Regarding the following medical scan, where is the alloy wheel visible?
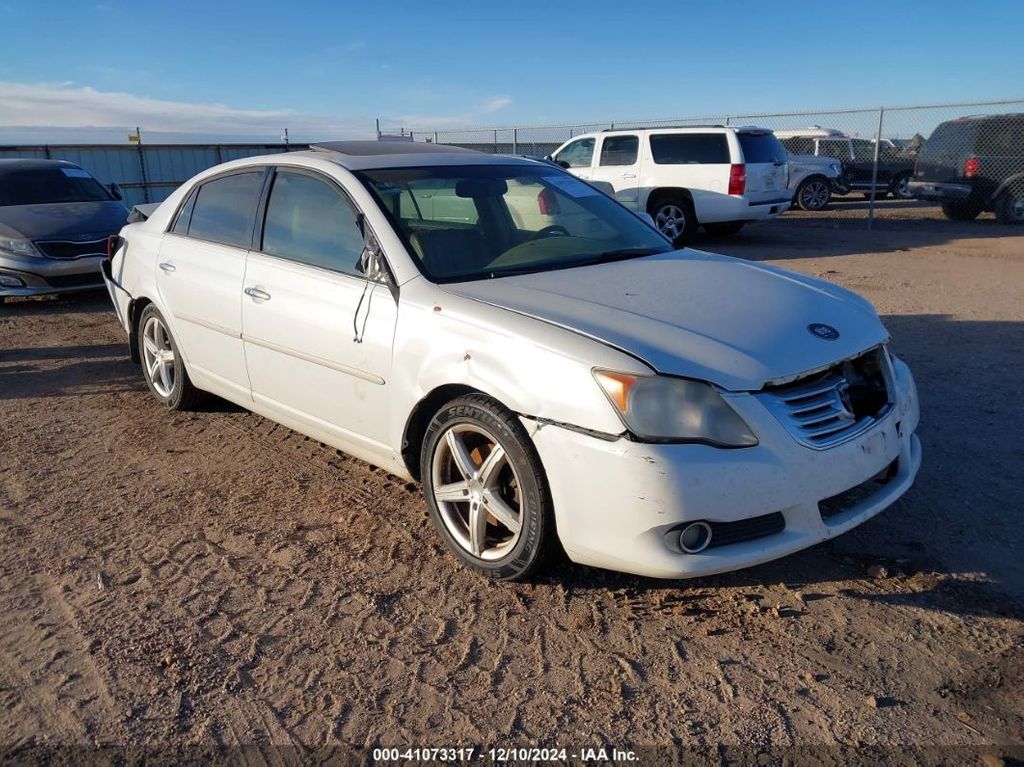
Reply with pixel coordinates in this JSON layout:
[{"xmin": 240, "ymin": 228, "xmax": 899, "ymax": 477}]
[
  {"xmin": 654, "ymin": 204, "xmax": 688, "ymax": 240},
  {"xmin": 430, "ymin": 424, "xmax": 523, "ymax": 561},
  {"xmin": 800, "ymin": 179, "xmax": 830, "ymax": 210},
  {"xmin": 142, "ymin": 315, "xmax": 176, "ymax": 398}
]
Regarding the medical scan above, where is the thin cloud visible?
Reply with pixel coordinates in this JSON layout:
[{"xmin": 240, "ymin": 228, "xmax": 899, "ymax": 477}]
[
  {"xmin": 0, "ymin": 80, "xmax": 372, "ymax": 139},
  {"xmin": 394, "ymin": 95, "xmax": 515, "ymax": 130},
  {"xmin": 481, "ymin": 96, "xmax": 512, "ymax": 113}
]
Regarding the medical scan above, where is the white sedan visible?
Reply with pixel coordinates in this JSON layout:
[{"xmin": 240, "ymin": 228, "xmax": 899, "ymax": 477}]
[{"xmin": 103, "ymin": 141, "xmax": 921, "ymax": 581}]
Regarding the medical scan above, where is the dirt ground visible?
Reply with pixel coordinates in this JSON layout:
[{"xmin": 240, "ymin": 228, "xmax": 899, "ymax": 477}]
[{"xmin": 1, "ymin": 201, "xmax": 1022, "ymax": 763}]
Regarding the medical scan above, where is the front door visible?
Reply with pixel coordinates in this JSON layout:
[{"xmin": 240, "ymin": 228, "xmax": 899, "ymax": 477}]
[{"xmin": 241, "ymin": 168, "xmax": 397, "ymax": 454}]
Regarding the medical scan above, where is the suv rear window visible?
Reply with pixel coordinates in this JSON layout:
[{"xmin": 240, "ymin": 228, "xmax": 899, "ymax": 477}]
[
  {"xmin": 737, "ymin": 132, "xmax": 787, "ymax": 164},
  {"xmin": 649, "ymin": 133, "xmax": 729, "ymax": 164}
]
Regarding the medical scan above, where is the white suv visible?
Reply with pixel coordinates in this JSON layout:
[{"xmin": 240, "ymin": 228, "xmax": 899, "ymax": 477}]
[{"xmin": 549, "ymin": 126, "xmax": 790, "ymax": 242}]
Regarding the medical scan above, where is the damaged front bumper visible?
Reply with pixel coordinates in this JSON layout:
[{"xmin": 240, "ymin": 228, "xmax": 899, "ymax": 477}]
[{"xmin": 526, "ymin": 356, "xmax": 921, "ymax": 579}]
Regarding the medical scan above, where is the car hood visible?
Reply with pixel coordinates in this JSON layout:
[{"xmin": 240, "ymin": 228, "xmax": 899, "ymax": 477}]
[
  {"xmin": 0, "ymin": 201, "xmax": 129, "ymax": 241},
  {"xmin": 443, "ymin": 250, "xmax": 888, "ymax": 391}
]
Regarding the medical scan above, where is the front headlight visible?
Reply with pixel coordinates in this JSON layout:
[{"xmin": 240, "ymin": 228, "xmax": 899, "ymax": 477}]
[
  {"xmin": 0, "ymin": 237, "xmax": 43, "ymax": 258},
  {"xmin": 594, "ymin": 370, "xmax": 758, "ymax": 447}
]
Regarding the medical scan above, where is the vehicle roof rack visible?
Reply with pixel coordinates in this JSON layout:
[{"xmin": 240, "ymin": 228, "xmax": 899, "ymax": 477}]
[{"xmin": 601, "ymin": 124, "xmax": 726, "ymax": 131}]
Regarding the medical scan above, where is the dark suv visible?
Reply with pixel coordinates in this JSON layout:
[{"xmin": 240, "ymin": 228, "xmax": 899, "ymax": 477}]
[{"xmin": 909, "ymin": 114, "xmax": 1024, "ymax": 223}]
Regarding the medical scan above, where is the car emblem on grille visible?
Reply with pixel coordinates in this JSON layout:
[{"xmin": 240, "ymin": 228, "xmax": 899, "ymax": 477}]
[{"xmin": 808, "ymin": 323, "xmax": 840, "ymax": 340}]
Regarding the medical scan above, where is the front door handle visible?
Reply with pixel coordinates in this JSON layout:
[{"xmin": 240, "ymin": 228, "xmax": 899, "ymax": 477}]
[
  {"xmin": 244, "ymin": 286, "xmax": 271, "ymax": 301},
  {"xmin": 158, "ymin": 261, "xmax": 176, "ymax": 272},
  {"xmin": 621, "ymin": 173, "xmax": 637, "ymax": 179}
]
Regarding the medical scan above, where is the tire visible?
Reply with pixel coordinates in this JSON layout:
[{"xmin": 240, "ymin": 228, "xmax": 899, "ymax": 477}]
[
  {"xmin": 703, "ymin": 222, "xmax": 745, "ymax": 237},
  {"xmin": 794, "ymin": 176, "xmax": 832, "ymax": 211},
  {"xmin": 421, "ymin": 394, "xmax": 553, "ymax": 581},
  {"xmin": 941, "ymin": 200, "xmax": 983, "ymax": 221},
  {"xmin": 137, "ymin": 304, "xmax": 204, "ymax": 410},
  {"xmin": 892, "ymin": 172, "xmax": 913, "ymax": 200},
  {"xmin": 994, "ymin": 189, "xmax": 1024, "ymax": 225},
  {"xmin": 649, "ymin": 195, "xmax": 697, "ymax": 246}
]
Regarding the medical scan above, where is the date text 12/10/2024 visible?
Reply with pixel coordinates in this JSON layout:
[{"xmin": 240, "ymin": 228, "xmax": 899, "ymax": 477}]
[{"xmin": 372, "ymin": 747, "xmax": 639, "ymax": 762}]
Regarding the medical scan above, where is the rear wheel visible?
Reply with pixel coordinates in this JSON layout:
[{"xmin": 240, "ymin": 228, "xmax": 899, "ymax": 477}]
[
  {"xmin": 994, "ymin": 188, "xmax": 1024, "ymax": 224},
  {"xmin": 794, "ymin": 176, "xmax": 832, "ymax": 211},
  {"xmin": 703, "ymin": 222, "xmax": 745, "ymax": 237},
  {"xmin": 421, "ymin": 394, "xmax": 553, "ymax": 581},
  {"xmin": 892, "ymin": 172, "xmax": 913, "ymax": 200},
  {"xmin": 650, "ymin": 196, "xmax": 697, "ymax": 245},
  {"xmin": 941, "ymin": 200, "xmax": 983, "ymax": 221},
  {"xmin": 137, "ymin": 304, "xmax": 204, "ymax": 410}
]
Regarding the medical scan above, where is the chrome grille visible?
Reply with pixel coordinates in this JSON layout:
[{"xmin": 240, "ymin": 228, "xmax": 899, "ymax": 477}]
[
  {"xmin": 34, "ymin": 239, "xmax": 108, "ymax": 259},
  {"xmin": 758, "ymin": 348, "xmax": 893, "ymax": 449}
]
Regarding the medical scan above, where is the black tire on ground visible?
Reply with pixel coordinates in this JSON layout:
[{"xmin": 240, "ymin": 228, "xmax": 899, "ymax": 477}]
[
  {"xmin": 994, "ymin": 189, "xmax": 1024, "ymax": 225},
  {"xmin": 891, "ymin": 172, "xmax": 914, "ymax": 200},
  {"xmin": 794, "ymin": 175, "xmax": 832, "ymax": 211},
  {"xmin": 137, "ymin": 304, "xmax": 205, "ymax": 410},
  {"xmin": 941, "ymin": 200, "xmax": 983, "ymax": 221},
  {"xmin": 649, "ymin": 195, "xmax": 697, "ymax": 246},
  {"xmin": 421, "ymin": 394, "xmax": 554, "ymax": 581},
  {"xmin": 703, "ymin": 222, "xmax": 745, "ymax": 237}
]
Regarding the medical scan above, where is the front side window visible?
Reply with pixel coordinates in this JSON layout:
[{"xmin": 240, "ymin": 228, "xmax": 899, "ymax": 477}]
[
  {"xmin": 554, "ymin": 138, "xmax": 595, "ymax": 168},
  {"xmin": 0, "ymin": 165, "xmax": 112, "ymax": 207},
  {"xmin": 818, "ymin": 140, "xmax": 852, "ymax": 161},
  {"xmin": 261, "ymin": 171, "xmax": 365, "ymax": 275},
  {"xmin": 650, "ymin": 133, "xmax": 730, "ymax": 164},
  {"xmin": 188, "ymin": 171, "xmax": 265, "ymax": 248},
  {"xmin": 599, "ymin": 135, "xmax": 639, "ymax": 166},
  {"xmin": 358, "ymin": 164, "xmax": 670, "ymax": 283}
]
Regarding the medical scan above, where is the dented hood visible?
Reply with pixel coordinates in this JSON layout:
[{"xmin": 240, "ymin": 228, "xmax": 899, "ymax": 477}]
[{"xmin": 444, "ymin": 250, "xmax": 888, "ymax": 391}]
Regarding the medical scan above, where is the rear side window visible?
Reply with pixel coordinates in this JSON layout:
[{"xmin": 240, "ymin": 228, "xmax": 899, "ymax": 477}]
[
  {"xmin": 555, "ymin": 138, "xmax": 595, "ymax": 168},
  {"xmin": 170, "ymin": 188, "xmax": 197, "ymax": 234},
  {"xmin": 599, "ymin": 135, "xmax": 639, "ymax": 166},
  {"xmin": 188, "ymin": 171, "xmax": 265, "ymax": 248},
  {"xmin": 976, "ymin": 119, "xmax": 1024, "ymax": 156},
  {"xmin": 261, "ymin": 171, "xmax": 365, "ymax": 275},
  {"xmin": 737, "ymin": 132, "xmax": 787, "ymax": 164},
  {"xmin": 780, "ymin": 137, "xmax": 814, "ymax": 155},
  {"xmin": 649, "ymin": 133, "xmax": 729, "ymax": 164}
]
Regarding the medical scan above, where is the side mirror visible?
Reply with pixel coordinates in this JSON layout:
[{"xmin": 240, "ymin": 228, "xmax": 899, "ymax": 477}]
[
  {"xmin": 355, "ymin": 214, "xmax": 388, "ymax": 283},
  {"xmin": 108, "ymin": 182, "xmax": 123, "ymax": 201},
  {"xmin": 555, "ymin": 159, "xmax": 571, "ymax": 169}
]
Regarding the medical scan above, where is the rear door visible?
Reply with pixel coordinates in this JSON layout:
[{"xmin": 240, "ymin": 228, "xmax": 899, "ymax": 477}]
[
  {"xmin": 241, "ymin": 167, "xmax": 398, "ymax": 453},
  {"xmin": 156, "ymin": 169, "xmax": 266, "ymax": 401},
  {"xmin": 735, "ymin": 130, "xmax": 788, "ymax": 203},
  {"xmin": 589, "ymin": 134, "xmax": 641, "ymax": 210}
]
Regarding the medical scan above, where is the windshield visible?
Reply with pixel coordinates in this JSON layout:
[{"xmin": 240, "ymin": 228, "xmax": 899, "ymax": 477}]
[
  {"xmin": 356, "ymin": 164, "xmax": 671, "ymax": 282},
  {"xmin": 0, "ymin": 166, "xmax": 112, "ymax": 206}
]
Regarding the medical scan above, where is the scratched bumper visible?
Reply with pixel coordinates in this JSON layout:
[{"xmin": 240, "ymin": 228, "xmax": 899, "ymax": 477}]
[{"xmin": 528, "ymin": 357, "xmax": 921, "ymax": 579}]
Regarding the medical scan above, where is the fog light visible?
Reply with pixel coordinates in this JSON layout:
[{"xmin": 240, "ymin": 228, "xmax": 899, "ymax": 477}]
[
  {"xmin": 678, "ymin": 521, "xmax": 712, "ymax": 554},
  {"xmin": 0, "ymin": 274, "xmax": 25, "ymax": 288}
]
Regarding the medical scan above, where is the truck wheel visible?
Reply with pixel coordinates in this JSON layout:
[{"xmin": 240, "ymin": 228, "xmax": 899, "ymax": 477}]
[
  {"xmin": 794, "ymin": 176, "xmax": 832, "ymax": 211},
  {"xmin": 994, "ymin": 189, "xmax": 1024, "ymax": 224},
  {"xmin": 650, "ymin": 196, "xmax": 697, "ymax": 246},
  {"xmin": 941, "ymin": 201, "xmax": 983, "ymax": 221},
  {"xmin": 892, "ymin": 172, "xmax": 913, "ymax": 200}
]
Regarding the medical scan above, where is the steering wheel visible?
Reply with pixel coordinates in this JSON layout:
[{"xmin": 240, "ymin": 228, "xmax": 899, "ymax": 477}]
[{"xmin": 531, "ymin": 224, "xmax": 570, "ymax": 240}]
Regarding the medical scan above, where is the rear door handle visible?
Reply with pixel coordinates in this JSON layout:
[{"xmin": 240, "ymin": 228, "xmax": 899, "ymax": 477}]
[
  {"xmin": 158, "ymin": 261, "xmax": 176, "ymax": 272},
  {"xmin": 244, "ymin": 286, "xmax": 271, "ymax": 301}
]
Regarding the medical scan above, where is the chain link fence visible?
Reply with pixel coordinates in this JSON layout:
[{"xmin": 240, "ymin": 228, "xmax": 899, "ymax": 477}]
[{"xmin": 389, "ymin": 99, "xmax": 1024, "ymax": 229}]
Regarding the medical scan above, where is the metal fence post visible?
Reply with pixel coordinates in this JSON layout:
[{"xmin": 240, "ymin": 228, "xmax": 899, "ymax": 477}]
[
  {"xmin": 867, "ymin": 107, "xmax": 884, "ymax": 230},
  {"xmin": 136, "ymin": 128, "xmax": 150, "ymax": 204},
  {"xmin": 433, "ymin": 131, "xmax": 439, "ymax": 145},
  {"xmin": 512, "ymin": 128, "xmax": 518, "ymax": 155},
  {"xmin": 493, "ymin": 130, "xmax": 498, "ymax": 154}
]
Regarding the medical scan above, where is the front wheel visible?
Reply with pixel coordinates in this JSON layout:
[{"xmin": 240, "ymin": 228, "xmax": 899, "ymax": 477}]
[
  {"xmin": 137, "ymin": 304, "xmax": 204, "ymax": 410},
  {"xmin": 650, "ymin": 196, "xmax": 697, "ymax": 246},
  {"xmin": 794, "ymin": 176, "xmax": 832, "ymax": 211},
  {"xmin": 421, "ymin": 394, "xmax": 553, "ymax": 580}
]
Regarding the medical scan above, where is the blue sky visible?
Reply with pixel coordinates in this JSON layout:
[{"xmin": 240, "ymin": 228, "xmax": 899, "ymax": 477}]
[{"xmin": 1, "ymin": 0, "xmax": 1022, "ymax": 142}]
